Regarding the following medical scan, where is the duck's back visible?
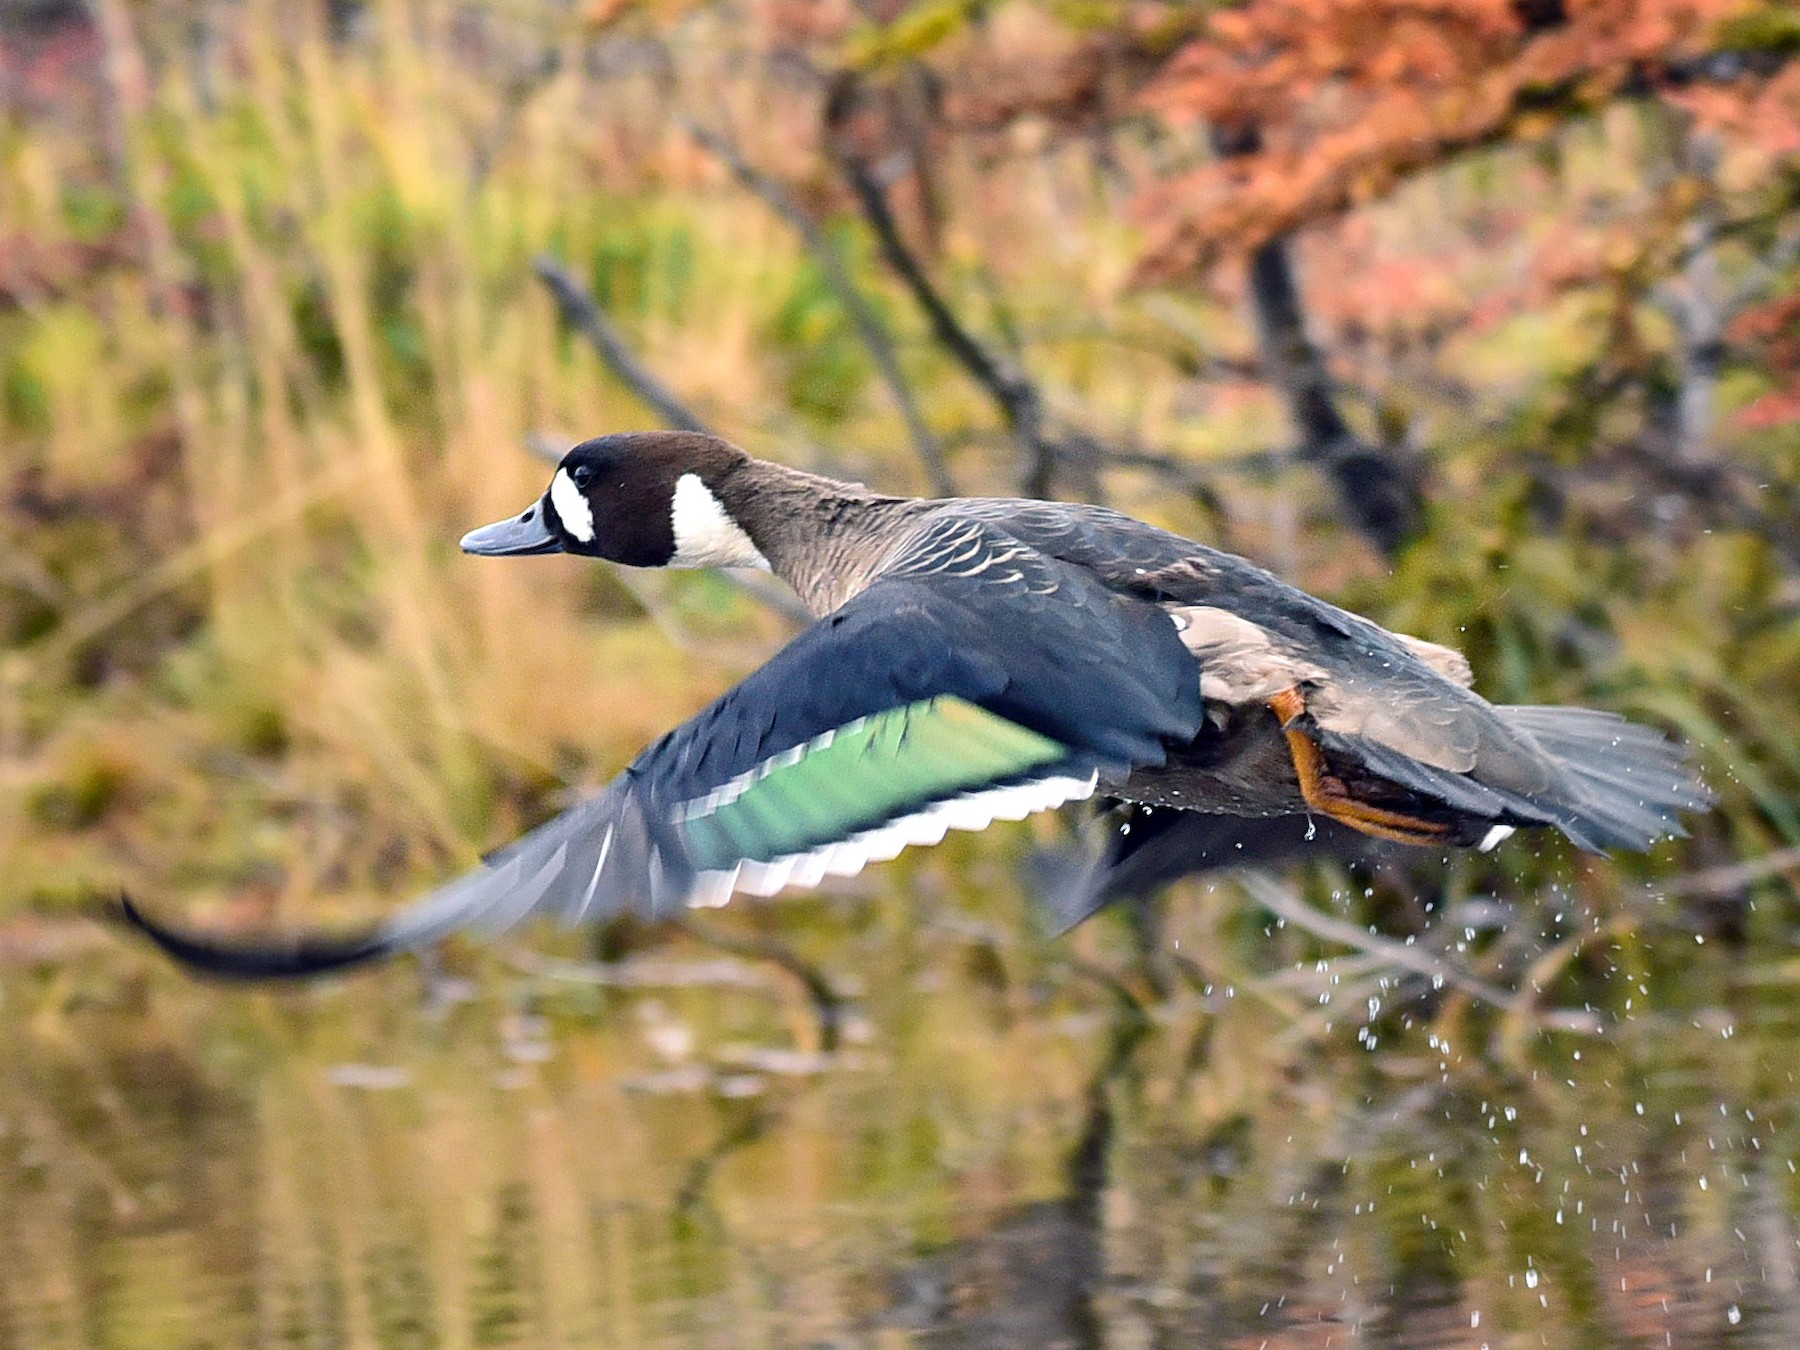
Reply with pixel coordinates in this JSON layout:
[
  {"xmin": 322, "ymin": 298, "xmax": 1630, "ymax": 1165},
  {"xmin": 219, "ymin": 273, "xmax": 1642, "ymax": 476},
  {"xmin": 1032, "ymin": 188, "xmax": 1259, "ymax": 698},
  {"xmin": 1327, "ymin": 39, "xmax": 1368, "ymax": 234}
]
[{"xmin": 933, "ymin": 499, "xmax": 1577, "ymax": 805}]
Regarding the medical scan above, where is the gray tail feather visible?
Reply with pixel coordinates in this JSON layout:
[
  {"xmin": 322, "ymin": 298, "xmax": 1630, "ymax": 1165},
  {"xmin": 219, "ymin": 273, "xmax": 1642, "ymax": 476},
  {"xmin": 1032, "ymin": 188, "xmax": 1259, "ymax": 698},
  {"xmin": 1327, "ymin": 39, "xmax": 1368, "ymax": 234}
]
[{"xmin": 1497, "ymin": 706, "xmax": 1713, "ymax": 853}]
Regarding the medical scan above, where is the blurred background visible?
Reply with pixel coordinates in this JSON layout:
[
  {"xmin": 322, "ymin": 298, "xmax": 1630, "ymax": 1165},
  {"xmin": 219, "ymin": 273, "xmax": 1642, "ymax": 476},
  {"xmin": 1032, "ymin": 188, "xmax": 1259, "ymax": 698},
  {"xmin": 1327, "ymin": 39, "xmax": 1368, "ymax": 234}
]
[{"xmin": 3, "ymin": 0, "xmax": 1800, "ymax": 1343}]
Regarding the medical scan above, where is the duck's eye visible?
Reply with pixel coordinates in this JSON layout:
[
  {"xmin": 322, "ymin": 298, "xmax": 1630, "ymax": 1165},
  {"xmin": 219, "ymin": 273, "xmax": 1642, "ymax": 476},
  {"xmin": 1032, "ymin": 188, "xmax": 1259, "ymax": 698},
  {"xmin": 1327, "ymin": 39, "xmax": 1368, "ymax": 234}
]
[{"xmin": 570, "ymin": 464, "xmax": 594, "ymax": 490}]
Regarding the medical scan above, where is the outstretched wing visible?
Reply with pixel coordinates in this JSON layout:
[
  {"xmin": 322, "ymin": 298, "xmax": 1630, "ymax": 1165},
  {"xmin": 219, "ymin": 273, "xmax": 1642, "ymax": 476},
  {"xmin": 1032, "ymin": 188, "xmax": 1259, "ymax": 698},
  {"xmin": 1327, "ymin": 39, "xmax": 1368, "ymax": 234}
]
[{"xmin": 120, "ymin": 517, "xmax": 1204, "ymax": 978}]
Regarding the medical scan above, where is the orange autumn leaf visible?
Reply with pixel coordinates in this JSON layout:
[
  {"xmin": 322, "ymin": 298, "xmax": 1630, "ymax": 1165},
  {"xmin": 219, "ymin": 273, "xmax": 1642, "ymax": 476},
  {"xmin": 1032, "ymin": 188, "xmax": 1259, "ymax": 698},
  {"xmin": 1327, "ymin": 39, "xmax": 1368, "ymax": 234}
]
[
  {"xmin": 1127, "ymin": 0, "xmax": 1778, "ymax": 278},
  {"xmin": 1738, "ymin": 385, "xmax": 1800, "ymax": 428}
]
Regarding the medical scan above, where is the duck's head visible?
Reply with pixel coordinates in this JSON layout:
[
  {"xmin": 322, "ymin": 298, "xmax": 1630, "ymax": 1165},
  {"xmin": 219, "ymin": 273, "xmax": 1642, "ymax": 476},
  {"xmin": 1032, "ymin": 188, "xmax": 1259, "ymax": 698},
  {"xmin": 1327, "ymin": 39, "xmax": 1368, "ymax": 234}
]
[{"xmin": 460, "ymin": 431, "xmax": 768, "ymax": 570}]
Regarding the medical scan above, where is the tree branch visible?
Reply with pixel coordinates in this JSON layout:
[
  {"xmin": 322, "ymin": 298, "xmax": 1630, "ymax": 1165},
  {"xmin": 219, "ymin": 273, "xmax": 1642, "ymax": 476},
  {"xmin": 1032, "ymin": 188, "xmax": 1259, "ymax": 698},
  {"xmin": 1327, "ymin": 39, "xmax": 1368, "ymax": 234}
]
[
  {"xmin": 675, "ymin": 915, "xmax": 845, "ymax": 1053},
  {"xmin": 1658, "ymin": 845, "xmax": 1800, "ymax": 901},
  {"xmin": 838, "ymin": 153, "xmax": 1063, "ymax": 497},
  {"xmin": 1236, "ymin": 873, "xmax": 1528, "ymax": 1017},
  {"xmin": 1243, "ymin": 235, "xmax": 1425, "ymax": 556},
  {"xmin": 685, "ymin": 122, "xmax": 957, "ymax": 496},
  {"xmin": 532, "ymin": 254, "xmax": 713, "ymax": 434},
  {"xmin": 1666, "ymin": 131, "xmax": 1726, "ymax": 468}
]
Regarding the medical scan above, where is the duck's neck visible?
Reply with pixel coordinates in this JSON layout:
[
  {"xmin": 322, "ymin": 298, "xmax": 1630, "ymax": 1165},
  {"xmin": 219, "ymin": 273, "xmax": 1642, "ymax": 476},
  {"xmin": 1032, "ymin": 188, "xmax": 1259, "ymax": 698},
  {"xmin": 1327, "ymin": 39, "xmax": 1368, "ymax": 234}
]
[{"xmin": 714, "ymin": 458, "xmax": 930, "ymax": 617}]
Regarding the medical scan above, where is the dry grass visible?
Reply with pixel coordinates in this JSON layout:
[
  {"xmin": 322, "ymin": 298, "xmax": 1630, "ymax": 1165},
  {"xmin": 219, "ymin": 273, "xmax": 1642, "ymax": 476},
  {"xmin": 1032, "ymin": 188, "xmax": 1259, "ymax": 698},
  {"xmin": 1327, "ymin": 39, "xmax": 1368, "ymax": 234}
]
[
  {"xmin": 0, "ymin": 0, "xmax": 1247, "ymax": 924},
  {"xmin": 3, "ymin": 7, "xmax": 1800, "ymax": 1344},
  {"xmin": 1, "ymin": 0, "xmax": 1795, "ymax": 973}
]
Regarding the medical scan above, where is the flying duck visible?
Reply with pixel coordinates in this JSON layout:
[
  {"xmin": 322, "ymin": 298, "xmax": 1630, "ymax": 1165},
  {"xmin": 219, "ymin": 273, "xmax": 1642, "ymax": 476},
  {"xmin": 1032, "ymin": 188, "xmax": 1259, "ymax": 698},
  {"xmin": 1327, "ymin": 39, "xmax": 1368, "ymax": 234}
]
[{"xmin": 121, "ymin": 431, "xmax": 1711, "ymax": 977}]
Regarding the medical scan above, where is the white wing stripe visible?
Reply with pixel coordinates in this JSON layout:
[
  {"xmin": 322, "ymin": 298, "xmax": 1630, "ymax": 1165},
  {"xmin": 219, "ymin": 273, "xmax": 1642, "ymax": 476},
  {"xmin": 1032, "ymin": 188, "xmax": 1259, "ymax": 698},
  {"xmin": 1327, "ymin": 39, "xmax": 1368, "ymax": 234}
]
[
  {"xmin": 564, "ymin": 823, "xmax": 617, "ymax": 927},
  {"xmin": 694, "ymin": 772, "xmax": 1098, "ymax": 904}
]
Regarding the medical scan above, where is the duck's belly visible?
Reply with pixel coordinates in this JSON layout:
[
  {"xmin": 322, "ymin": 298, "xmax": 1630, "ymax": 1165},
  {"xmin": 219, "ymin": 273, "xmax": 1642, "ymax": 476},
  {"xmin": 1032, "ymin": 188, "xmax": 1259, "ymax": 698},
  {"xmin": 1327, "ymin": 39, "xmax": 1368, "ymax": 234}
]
[{"xmin": 1108, "ymin": 704, "xmax": 1308, "ymax": 817}]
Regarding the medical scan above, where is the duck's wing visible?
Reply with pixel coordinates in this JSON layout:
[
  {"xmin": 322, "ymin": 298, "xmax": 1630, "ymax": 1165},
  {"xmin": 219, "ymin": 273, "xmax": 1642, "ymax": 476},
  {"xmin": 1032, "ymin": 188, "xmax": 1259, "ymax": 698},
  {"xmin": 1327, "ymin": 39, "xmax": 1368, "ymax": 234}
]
[{"xmin": 120, "ymin": 517, "xmax": 1204, "ymax": 978}]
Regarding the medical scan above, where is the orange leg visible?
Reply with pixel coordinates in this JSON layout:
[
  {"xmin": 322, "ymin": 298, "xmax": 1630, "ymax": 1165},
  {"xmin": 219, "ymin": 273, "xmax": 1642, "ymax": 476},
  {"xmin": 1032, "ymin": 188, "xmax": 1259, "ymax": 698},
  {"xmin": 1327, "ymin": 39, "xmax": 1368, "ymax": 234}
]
[{"xmin": 1268, "ymin": 688, "xmax": 1450, "ymax": 847}]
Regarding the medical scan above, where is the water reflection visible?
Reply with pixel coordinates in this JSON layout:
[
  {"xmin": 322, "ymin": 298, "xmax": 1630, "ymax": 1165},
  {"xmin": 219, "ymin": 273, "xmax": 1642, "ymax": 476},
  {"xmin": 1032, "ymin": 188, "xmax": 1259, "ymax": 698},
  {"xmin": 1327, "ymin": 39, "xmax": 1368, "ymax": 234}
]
[{"xmin": 3, "ymin": 880, "xmax": 1798, "ymax": 1348}]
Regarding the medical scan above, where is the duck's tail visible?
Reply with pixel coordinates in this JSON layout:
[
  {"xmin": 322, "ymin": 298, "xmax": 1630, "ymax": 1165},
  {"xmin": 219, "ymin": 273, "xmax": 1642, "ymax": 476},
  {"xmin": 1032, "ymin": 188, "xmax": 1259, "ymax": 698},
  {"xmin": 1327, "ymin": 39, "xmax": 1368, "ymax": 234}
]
[{"xmin": 1496, "ymin": 705, "xmax": 1713, "ymax": 854}]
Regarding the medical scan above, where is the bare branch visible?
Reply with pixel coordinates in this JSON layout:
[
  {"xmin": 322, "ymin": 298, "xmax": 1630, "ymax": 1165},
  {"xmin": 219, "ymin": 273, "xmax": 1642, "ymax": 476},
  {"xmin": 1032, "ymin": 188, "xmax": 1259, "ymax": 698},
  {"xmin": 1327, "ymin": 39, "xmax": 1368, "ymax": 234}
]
[
  {"xmin": 1655, "ymin": 174, "xmax": 1800, "ymax": 313},
  {"xmin": 1657, "ymin": 845, "xmax": 1800, "ymax": 901},
  {"xmin": 1664, "ymin": 131, "xmax": 1727, "ymax": 467},
  {"xmin": 1189, "ymin": 120, "xmax": 1424, "ymax": 554},
  {"xmin": 673, "ymin": 1098, "xmax": 776, "ymax": 1216},
  {"xmin": 532, "ymin": 254, "xmax": 713, "ymax": 434},
  {"xmin": 817, "ymin": 80, "xmax": 1240, "ymax": 504},
  {"xmin": 838, "ymin": 154, "xmax": 1062, "ymax": 497},
  {"xmin": 1063, "ymin": 441, "xmax": 1227, "ymax": 517},
  {"xmin": 685, "ymin": 122, "xmax": 957, "ymax": 496},
  {"xmin": 1244, "ymin": 236, "xmax": 1425, "ymax": 555},
  {"xmin": 836, "ymin": 132, "xmax": 1418, "ymax": 534},
  {"xmin": 1236, "ymin": 873, "xmax": 1527, "ymax": 1016},
  {"xmin": 676, "ymin": 915, "xmax": 845, "ymax": 1053}
]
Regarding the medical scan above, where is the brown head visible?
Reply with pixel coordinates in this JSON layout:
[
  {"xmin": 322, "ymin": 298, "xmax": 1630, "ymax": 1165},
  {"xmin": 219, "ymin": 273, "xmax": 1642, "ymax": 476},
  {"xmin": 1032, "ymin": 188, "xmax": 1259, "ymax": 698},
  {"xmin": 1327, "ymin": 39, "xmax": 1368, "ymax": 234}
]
[{"xmin": 460, "ymin": 431, "xmax": 768, "ymax": 570}]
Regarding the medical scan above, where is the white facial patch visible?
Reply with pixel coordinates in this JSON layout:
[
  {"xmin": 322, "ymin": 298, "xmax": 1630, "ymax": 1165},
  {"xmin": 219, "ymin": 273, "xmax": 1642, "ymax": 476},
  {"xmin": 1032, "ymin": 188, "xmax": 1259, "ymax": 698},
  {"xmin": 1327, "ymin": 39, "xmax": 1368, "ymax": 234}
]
[
  {"xmin": 549, "ymin": 468, "xmax": 595, "ymax": 543},
  {"xmin": 670, "ymin": 472, "xmax": 770, "ymax": 570}
]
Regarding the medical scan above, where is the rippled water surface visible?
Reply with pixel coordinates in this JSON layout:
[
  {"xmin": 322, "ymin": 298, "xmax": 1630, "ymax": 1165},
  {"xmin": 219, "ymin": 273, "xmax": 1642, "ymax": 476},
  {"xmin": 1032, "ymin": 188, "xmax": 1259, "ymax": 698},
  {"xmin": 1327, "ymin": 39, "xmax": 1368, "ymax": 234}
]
[{"xmin": 3, "ymin": 881, "xmax": 1798, "ymax": 1349}]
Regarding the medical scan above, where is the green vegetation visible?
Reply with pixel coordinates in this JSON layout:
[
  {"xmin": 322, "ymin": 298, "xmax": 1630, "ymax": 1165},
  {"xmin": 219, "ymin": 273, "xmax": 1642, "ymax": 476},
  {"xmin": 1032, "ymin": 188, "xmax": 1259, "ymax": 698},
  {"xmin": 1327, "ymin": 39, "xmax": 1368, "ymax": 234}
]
[
  {"xmin": 5, "ymin": 4, "xmax": 1792, "ymax": 941},
  {"xmin": 2, "ymin": 0, "xmax": 1799, "ymax": 1342}
]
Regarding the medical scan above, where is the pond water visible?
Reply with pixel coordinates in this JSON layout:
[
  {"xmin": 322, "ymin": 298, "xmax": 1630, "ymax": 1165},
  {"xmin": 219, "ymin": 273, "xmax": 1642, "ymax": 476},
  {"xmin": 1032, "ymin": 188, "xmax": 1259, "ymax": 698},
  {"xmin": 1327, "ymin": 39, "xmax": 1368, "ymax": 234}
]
[{"xmin": 1, "ymin": 873, "xmax": 1796, "ymax": 1349}]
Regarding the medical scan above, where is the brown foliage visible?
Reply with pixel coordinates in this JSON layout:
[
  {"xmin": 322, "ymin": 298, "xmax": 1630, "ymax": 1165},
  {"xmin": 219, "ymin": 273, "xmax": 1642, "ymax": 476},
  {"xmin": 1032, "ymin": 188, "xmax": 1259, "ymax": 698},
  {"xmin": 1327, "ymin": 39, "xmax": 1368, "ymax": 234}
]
[
  {"xmin": 1130, "ymin": 0, "xmax": 1775, "ymax": 277},
  {"xmin": 1666, "ymin": 58, "xmax": 1800, "ymax": 154},
  {"xmin": 1731, "ymin": 290, "xmax": 1800, "ymax": 427}
]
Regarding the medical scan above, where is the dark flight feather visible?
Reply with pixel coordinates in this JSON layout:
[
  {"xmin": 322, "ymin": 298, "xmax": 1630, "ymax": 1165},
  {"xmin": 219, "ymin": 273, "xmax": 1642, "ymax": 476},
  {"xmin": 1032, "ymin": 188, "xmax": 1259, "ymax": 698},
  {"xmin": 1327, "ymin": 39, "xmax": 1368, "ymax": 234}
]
[{"xmin": 1035, "ymin": 806, "xmax": 1382, "ymax": 934}]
